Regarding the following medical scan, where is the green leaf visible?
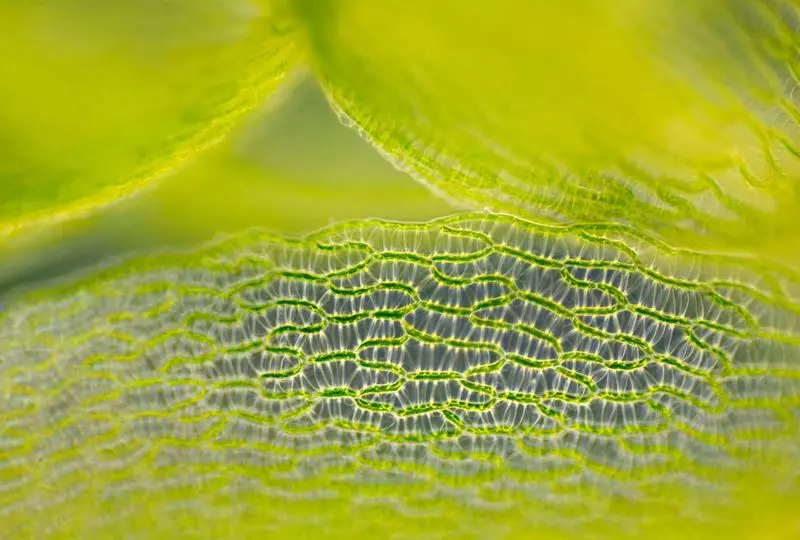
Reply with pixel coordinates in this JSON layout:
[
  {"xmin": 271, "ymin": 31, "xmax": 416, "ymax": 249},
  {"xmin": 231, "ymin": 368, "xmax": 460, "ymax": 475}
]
[
  {"xmin": 0, "ymin": 0, "xmax": 299, "ymax": 236},
  {"xmin": 291, "ymin": 0, "xmax": 800, "ymax": 263},
  {"xmin": 0, "ymin": 76, "xmax": 456, "ymax": 296},
  {"xmin": 2, "ymin": 213, "xmax": 797, "ymax": 539}
]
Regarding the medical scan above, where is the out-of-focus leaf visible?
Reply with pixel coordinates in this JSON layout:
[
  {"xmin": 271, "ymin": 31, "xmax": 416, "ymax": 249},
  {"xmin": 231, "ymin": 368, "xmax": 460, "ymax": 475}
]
[
  {"xmin": 0, "ymin": 76, "xmax": 455, "ymax": 296},
  {"xmin": 290, "ymin": 0, "xmax": 800, "ymax": 263},
  {"xmin": 1, "ymin": 213, "xmax": 798, "ymax": 539},
  {"xmin": 0, "ymin": 0, "xmax": 298, "ymax": 236}
]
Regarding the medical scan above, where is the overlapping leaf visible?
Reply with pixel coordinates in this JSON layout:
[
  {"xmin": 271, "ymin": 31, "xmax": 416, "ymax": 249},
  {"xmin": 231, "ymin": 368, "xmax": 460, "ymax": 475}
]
[
  {"xmin": 291, "ymin": 0, "xmax": 800, "ymax": 262},
  {"xmin": 0, "ymin": 0, "xmax": 298, "ymax": 236},
  {"xmin": 2, "ymin": 3, "xmax": 800, "ymax": 538}
]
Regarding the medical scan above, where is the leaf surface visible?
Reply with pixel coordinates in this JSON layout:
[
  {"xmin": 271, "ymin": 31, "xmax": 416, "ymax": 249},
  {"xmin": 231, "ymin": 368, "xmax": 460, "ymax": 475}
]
[
  {"xmin": 0, "ymin": 0, "xmax": 299, "ymax": 236},
  {"xmin": 2, "ymin": 213, "xmax": 798, "ymax": 539},
  {"xmin": 291, "ymin": 0, "xmax": 800, "ymax": 262}
]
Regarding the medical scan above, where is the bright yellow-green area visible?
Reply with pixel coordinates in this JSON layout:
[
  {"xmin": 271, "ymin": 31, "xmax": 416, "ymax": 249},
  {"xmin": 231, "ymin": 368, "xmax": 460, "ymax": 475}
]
[
  {"xmin": 0, "ymin": 0, "xmax": 299, "ymax": 236},
  {"xmin": 5, "ymin": 464, "xmax": 799, "ymax": 540},
  {"xmin": 290, "ymin": 0, "xmax": 800, "ymax": 264}
]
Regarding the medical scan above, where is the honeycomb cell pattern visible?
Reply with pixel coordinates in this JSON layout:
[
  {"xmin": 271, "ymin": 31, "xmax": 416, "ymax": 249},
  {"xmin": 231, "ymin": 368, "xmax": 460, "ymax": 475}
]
[{"xmin": 0, "ymin": 213, "xmax": 798, "ymax": 538}]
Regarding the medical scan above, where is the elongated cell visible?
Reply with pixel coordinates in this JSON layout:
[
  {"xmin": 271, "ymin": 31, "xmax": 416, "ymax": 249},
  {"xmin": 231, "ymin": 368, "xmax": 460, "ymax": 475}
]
[{"xmin": 0, "ymin": 213, "xmax": 797, "ymax": 539}]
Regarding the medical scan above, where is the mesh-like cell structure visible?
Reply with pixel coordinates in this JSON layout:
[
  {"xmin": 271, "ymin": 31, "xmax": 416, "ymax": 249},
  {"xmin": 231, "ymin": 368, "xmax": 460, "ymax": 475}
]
[{"xmin": 1, "ymin": 213, "xmax": 798, "ymax": 538}]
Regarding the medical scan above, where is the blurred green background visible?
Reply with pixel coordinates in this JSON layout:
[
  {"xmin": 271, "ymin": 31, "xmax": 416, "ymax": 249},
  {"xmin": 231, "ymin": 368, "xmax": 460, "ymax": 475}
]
[
  {"xmin": 0, "ymin": 74, "xmax": 454, "ymax": 297},
  {"xmin": 0, "ymin": 0, "xmax": 300, "ymax": 230}
]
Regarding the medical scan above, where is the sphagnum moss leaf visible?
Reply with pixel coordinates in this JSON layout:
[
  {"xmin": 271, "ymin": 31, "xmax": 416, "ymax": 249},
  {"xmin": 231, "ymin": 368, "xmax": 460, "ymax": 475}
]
[
  {"xmin": 0, "ymin": 0, "xmax": 299, "ymax": 237},
  {"xmin": 289, "ymin": 0, "xmax": 800, "ymax": 264},
  {"xmin": 1, "ymin": 213, "xmax": 798, "ymax": 539}
]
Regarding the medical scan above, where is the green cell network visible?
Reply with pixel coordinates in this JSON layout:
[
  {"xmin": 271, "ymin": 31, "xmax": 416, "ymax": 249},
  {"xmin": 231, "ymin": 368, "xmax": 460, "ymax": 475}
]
[{"xmin": 1, "ymin": 214, "xmax": 797, "ymax": 538}]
